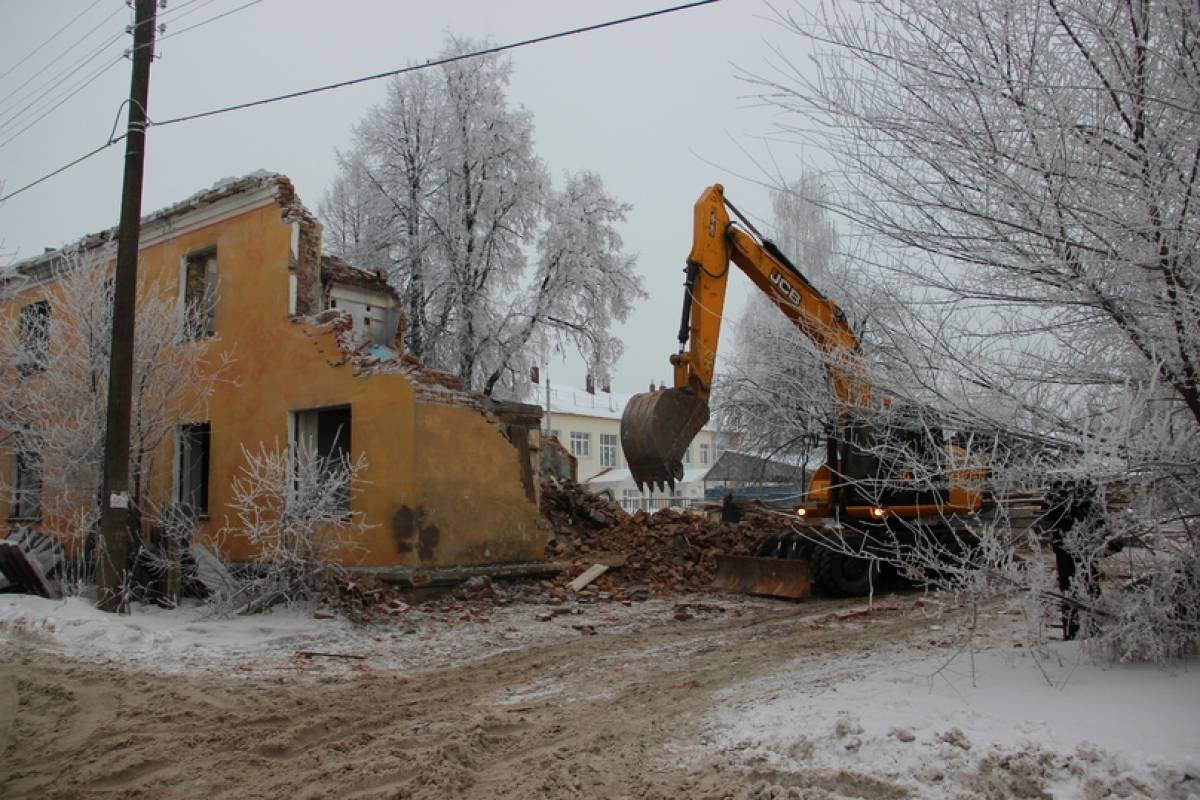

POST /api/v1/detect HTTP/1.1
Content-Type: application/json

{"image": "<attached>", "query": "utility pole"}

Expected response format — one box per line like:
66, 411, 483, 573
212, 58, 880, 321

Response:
96, 0, 157, 613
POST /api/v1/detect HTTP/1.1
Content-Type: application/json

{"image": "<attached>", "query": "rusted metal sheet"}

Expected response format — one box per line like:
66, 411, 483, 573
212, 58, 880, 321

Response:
712, 554, 811, 600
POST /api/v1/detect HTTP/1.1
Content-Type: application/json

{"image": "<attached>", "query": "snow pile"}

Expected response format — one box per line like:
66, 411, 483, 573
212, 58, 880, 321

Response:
702, 625, 1200, 799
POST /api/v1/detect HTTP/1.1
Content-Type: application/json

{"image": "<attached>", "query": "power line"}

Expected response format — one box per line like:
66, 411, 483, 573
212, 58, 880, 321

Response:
0, 4, 125, 115
0, 55, 125, 150
0, 0, 106, 85
0, 0, 720, 205
158, 0, 238, 26
155, 0, 265, 45
0, 28, 126, 136
0, 0, 256, 146
0, 139, 121, 205
0, 0, 204, 118
152, 0, 720, 128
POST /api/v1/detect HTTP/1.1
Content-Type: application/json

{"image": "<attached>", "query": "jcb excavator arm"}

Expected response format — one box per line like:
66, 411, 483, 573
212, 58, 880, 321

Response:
621, 184, 869, 491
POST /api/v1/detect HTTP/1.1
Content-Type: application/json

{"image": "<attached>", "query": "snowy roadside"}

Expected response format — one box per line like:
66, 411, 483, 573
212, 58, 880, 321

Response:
0, 592, 764, 677
695, 610, 1200, 800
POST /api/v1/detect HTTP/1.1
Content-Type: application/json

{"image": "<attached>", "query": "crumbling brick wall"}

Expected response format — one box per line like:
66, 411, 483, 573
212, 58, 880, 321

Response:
276, 176, 323, 316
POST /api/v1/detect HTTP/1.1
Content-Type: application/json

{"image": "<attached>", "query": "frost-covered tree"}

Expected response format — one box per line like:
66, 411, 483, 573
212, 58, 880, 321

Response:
220, 440, 369, 612
749, 0, 1200, 658
0, 253, 231, 557
714, 175, 850, 467
320, 37, 643, 397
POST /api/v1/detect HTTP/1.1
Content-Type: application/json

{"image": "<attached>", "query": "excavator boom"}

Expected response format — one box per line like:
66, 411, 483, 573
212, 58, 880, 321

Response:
620, 184, 867, 492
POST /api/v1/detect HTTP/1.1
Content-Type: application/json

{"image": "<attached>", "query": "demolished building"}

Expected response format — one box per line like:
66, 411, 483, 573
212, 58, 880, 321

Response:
0, 172, 549, 582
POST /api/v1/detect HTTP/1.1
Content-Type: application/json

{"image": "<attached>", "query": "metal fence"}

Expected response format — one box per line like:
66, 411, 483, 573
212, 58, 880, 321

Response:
619, 495, 701, 513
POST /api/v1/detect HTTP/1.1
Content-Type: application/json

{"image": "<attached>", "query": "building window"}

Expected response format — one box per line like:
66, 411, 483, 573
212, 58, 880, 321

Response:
569, 431, 591, 459
177, 422, 211, 516
621, 488, 641, 512
183, 248, 218, 338
10, 449, 42, 520
683, 446, 692, 466
699, 443, 711, 466
599, 433, 619, 467
17, 301, 49, 375
293, 405, 352, 512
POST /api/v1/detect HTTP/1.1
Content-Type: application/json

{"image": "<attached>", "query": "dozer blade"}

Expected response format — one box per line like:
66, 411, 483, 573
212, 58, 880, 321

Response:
712, 555, 811, 600
620, 387, 710, 492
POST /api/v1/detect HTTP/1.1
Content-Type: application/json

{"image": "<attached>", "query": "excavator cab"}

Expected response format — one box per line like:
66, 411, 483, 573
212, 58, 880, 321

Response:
835, 413, 952, 511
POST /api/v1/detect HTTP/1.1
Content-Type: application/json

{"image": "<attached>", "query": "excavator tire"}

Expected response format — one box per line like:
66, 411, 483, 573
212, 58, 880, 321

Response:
811, 546, 880, 597
754, 535, 784, 558
785, 533, 815, 562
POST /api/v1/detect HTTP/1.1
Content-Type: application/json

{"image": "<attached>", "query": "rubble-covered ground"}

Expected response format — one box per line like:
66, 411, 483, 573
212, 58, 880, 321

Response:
541, 478, 797, 595
0, 489, 1197, 799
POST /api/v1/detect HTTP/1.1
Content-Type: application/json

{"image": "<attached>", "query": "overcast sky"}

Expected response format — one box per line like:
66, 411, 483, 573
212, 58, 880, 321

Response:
0, 0, 821, 396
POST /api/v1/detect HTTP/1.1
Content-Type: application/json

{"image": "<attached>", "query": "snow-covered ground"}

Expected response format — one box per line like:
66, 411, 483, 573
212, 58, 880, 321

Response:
699, 613, 1200, 799
3, 592, 1198, 798
0, 592, 730, 675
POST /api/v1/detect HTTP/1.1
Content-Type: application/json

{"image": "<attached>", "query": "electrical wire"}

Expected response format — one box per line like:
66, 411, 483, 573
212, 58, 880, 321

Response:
0, 0, 720, 205
158, 0, 238, 26
0, 4, 125, 116
155, 0, 265, 45
0, 55, 125, 150
152, 0, 719, 129
0, 0, 106, 85
0, 0, 204, 120
0, 27, 126, 136
0, 0, 257, 145
0, 138, 122, 205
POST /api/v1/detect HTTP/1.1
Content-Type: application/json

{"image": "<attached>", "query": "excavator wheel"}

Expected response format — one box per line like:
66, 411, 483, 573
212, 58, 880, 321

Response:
811, 547, 880, 597
754, 535, 784, 558
783, 533, 814, 562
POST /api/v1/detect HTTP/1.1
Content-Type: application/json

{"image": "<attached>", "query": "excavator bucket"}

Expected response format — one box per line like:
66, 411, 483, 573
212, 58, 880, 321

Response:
712, 554, 812, 600
620, 387, 710, 492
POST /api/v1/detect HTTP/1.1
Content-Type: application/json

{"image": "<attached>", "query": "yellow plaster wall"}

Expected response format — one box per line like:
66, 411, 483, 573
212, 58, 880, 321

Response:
2, 191, 549, 570
404, 403, 548, 566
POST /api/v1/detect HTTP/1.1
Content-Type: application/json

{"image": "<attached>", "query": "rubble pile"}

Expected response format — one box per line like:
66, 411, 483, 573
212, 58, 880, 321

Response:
540, 478, 625, 532
541, 480, 796, 595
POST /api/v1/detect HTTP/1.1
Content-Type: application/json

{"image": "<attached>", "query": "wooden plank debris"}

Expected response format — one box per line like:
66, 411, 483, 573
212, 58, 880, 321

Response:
568, 563, 608, 592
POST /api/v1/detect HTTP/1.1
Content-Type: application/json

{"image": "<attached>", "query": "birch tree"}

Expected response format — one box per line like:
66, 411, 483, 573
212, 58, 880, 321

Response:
320, 37, 643, 396
749, 0, 1200, 657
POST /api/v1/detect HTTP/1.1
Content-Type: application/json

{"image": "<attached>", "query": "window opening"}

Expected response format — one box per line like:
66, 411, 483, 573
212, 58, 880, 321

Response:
17, 301, 49, 374
184, 248, 218, 338
10, 449, 42, 520
177, 422, 211, 516
293, 406, 352, 512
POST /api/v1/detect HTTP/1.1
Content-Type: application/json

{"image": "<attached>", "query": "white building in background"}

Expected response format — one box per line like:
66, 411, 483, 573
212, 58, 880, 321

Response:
530, 371, 719, 512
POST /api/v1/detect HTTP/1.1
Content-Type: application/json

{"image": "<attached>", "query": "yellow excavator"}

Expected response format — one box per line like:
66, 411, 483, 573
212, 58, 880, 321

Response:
620, 185, 988, 598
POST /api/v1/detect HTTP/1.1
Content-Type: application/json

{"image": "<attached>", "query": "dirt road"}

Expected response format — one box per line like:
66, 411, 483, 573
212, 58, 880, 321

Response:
0, 595, 938, 799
